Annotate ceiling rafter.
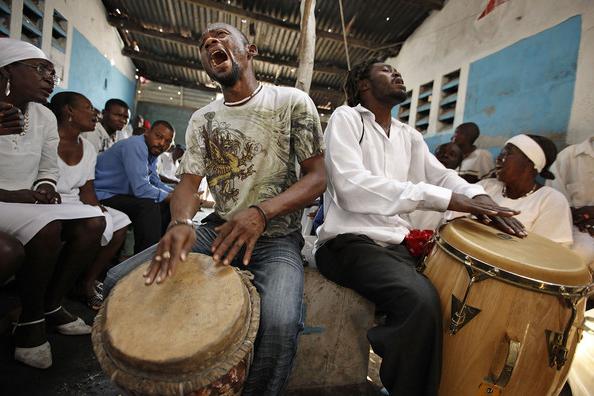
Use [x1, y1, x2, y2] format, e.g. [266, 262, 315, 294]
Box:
[121, 46, 346, 77]
[181, 0, 398, 50]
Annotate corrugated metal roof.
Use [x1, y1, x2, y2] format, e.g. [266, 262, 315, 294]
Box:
[103, 0, 442, 110]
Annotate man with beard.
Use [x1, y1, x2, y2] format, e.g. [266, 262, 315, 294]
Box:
[94, 121, 174, 253]
[314, 59, 525, 395]
[104, 23, 325, 396]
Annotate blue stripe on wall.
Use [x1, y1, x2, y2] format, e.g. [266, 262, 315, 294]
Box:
[424, 16, 581, 154]
[53, 29, 135, 111]
[463, 16, 580, 151]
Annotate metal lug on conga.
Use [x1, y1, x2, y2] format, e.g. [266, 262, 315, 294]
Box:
[449, 295, 481, 335]
[545, 330, 568, 369]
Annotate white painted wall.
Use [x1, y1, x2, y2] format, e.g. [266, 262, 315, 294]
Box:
[388, 0, 594, 145]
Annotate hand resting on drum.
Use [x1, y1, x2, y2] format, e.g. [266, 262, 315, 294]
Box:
[447, 193, 527, 237]
[144, 223, 196, 285]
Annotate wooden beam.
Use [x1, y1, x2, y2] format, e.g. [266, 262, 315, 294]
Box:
[295, 0, 316, 93]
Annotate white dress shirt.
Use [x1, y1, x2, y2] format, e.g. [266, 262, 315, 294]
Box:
[316, 105, 485, 247]
[458, 148, 494, 180]
[548, 136, 594, 266]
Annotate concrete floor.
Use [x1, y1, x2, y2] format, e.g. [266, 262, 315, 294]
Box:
[0, 283, 383, 396]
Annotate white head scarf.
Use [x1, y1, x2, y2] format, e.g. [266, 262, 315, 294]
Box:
[505, 134, 546, 173]
[0, 38, 50, 69]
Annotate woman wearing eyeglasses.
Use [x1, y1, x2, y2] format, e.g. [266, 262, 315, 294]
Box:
[0, 38, 106, 369]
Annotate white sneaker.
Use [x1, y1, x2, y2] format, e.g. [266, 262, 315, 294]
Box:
[15, 341, 52, 369]
[55, 317, 92, 335]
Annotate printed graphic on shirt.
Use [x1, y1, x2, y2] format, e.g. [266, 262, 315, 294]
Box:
[201, 111, 263, 203]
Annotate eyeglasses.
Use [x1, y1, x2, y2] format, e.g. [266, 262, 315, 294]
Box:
[16, 62, 62, 85]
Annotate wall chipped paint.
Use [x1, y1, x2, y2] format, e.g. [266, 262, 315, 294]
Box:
[389, 0, 594, 148]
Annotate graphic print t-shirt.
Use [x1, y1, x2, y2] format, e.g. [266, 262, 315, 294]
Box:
[178, 85, 324, 237]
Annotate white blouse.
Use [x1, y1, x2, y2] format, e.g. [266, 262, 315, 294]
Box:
[0, 102, 59, 190]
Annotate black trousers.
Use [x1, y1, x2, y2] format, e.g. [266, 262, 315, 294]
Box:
[315, 233, 442, 396]
[101, 195, 171, 254]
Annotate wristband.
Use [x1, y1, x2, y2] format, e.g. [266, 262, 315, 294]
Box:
[168, 218, 195, 230]
[33, 180, 56, 190]
[249, 205, 268, 232]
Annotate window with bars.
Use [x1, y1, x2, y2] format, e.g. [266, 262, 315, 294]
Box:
[438, 69, 460, 132]
[0, 0, 11, 37]
[415, 81, 433, 134]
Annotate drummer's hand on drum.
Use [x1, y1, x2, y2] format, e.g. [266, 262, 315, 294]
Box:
[572, 206, 594, 236]
[211, 207, 266, 266]
[448, 193, 527, 237]
[144, 224, 196, 285]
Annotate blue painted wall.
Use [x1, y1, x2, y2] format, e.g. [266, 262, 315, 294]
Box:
[136, 101, 196, 145]
[424, 16, 581, 155]
[53, 29, 135, 111]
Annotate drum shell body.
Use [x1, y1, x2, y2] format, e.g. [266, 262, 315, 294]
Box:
[422, 219, 591, 396]
[92, 254, 260, 396]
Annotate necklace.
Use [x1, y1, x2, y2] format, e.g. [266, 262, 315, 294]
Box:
[21, 109, 29, 136]
[223, 84, 263, 106]
[502, 183, 537, 199]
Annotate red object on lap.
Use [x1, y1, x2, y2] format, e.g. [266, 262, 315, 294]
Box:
[404, 229, 435, 257]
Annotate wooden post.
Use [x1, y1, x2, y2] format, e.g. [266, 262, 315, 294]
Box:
[295, 0, 316, 93]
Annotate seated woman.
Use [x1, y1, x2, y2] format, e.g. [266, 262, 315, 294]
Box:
[0, 39, 106, 369]
[477, 134, 573, 246]
[50, 92, 131, 310]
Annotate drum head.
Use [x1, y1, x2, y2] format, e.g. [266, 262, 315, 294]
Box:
[439, 218, 591, 286]
[103, 253, 250, 374]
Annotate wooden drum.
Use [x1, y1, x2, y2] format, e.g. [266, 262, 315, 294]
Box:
[92, 253, 260, 395]
[420, 218, 592, 396]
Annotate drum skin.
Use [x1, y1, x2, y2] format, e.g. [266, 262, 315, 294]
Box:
[423, 219, 591, 396]
[92, 253, 260, 395]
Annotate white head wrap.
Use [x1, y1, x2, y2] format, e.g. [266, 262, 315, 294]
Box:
[505, 134, 546, 173]
[0, 38, 50, 69]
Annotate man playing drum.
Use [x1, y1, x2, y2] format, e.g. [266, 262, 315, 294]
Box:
[103, 23, 325, 396]
[314, 59, 525, 396]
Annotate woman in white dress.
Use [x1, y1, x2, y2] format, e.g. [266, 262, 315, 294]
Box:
[50, 91, 131, 310]
[0, 39, 106, 369]
[477, 134, 573, 245]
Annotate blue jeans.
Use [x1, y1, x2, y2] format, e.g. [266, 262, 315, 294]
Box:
[104, 222, 305, 396]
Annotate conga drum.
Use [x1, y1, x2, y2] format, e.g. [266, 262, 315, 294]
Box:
[420, 218, 592, 396]
[92, 253, 260, 395]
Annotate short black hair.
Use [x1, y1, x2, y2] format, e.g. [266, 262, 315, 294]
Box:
[526, 134, 558, 180]
[456, 122, 480, 143]
[344, 58, 385, 107]
[152, 120, 175, 134]
[104, 98, 129, 111]
[49, 91, 87, 124]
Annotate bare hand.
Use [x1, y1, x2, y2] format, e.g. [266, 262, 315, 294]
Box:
[6, 189, 48, 204]
[211, 207, 266, 266]
[0, 102, 24, 136]
[143, 224, 196, 285]
[36, 184, 61, 204]
[448, 193, 527, 237]
[572, 206, 594, 228]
